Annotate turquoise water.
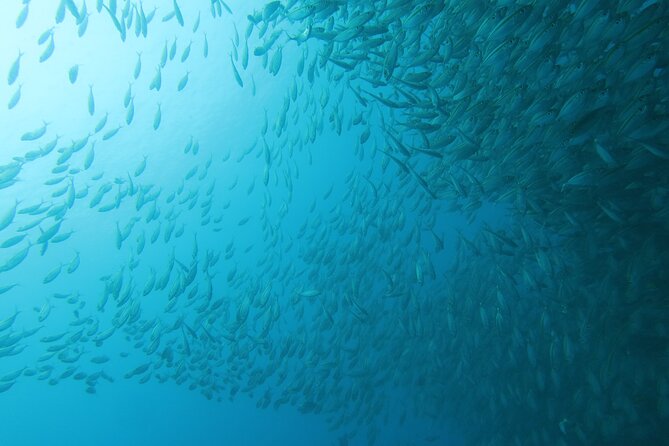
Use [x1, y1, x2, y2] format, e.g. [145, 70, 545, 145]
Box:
[1, 1, 668, 445]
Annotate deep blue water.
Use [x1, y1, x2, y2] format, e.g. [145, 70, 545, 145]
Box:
[1, 1, 668, 445]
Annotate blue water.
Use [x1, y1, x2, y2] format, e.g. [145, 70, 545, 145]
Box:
[2, 1, 668, 445]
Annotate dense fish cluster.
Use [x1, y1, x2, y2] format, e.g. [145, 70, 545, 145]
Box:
[1, 0, 668, 445]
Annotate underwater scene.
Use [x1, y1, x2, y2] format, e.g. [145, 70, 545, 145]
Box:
[0, 0, 668, 445]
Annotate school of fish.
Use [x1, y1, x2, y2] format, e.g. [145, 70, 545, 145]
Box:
[1, 0, 668, 445]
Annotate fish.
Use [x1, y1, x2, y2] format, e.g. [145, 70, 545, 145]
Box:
[134, 52, 142, 79]
[269, 47, 283, 76]
[169, 38, 177, 60]
[173, 0, 184, 27]
[177, 72, 189, 91]
[37, 220, 62, 244]
[84, 145, 95, 170]
[0, 200, 19, 232]
[160, 42, 168, 67]
[77, 8, 89, 37]
[231, 55, 243, 87]
[149, 67, 162, 91]
[95, 113, 108, 133]
[103, 3, 126, 41]
[153, 104, 162, 130]
[37, 27, 53, 45]
[8, 85, 22, 110]
[67, 251, 80, 274]
[0, 243, 31, 273]
[181, 41, 192, 62]
[7, 51, 23, 86]
[0, 284, 19, 295]
[88, 85, 95, 116]
[134, 156, 147, 177]
[192, 12, 201, 33]
[1, 234, 27, 249]
[0, 309, 20, 332]
[21, 122, 49, 141]
[37, 301, 51, 322]
[16, 3, 29, 28]
[39, 35, 55, 62]
[125, 98, 135, 125]
[102, 125, 122, 141]
[124, 362, 151, 379]
[68, 64, 80, 84]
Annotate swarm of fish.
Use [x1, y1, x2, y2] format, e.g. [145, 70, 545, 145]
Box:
[1, 0, 668, 445]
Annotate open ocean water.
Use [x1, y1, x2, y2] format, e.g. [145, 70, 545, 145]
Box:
[0, 1, 667, 445]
